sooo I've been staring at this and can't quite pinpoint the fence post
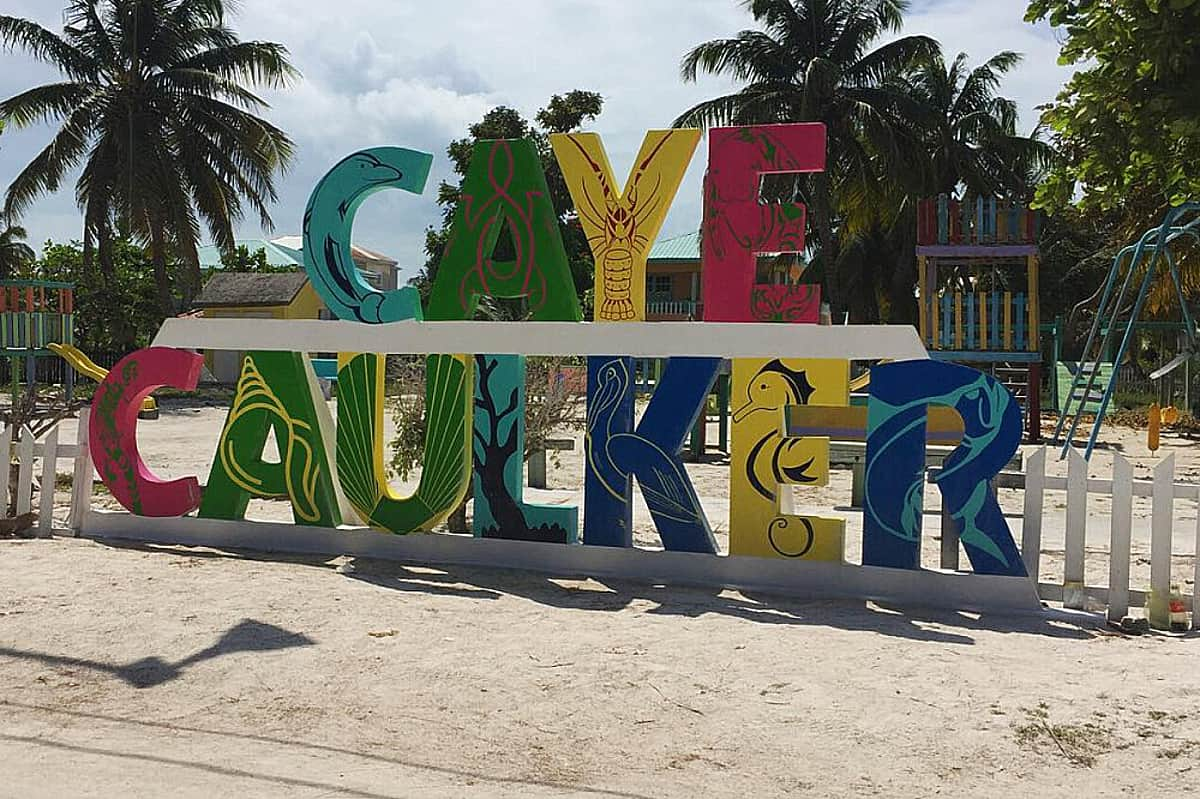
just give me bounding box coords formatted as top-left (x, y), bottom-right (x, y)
top-left (1063, 447), bottom-right (1088, 609)
top-left (16, 426), bottom-right (34, 517)
top-left (0, 423), bottom-right (10, 516)
top-left (1193, 500), bottom-right (1200, 631)
top-left (940, 502), bottom-right (959, 570)
top-left (1020, 447), bottom-right (1046, 584)
top-left (528, 448), bottom-right (547, 490)
top-left (1108, 454), bottom-right (1133, 622)
top-left (68, 408), bottom-right (93, 535)
top-left (37, 425), bottom-right (58, 537)
top-left (1149, 454), bottom-right (1175, 629)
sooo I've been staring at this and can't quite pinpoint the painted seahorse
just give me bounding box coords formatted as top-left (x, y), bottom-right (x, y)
top-left (302, 147), bottom-right (433, 323)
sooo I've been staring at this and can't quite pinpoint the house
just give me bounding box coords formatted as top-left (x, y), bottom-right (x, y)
top-left (646, 231), bottom-right (702, 321)
top-left (195, 238), bottom-right (305, 270)
top-left (196, 237), bottom-right (402, 292)
top-left (193, 272), bottom-right (324, 383)
top-left (270, 236), bottom-right (402, 292)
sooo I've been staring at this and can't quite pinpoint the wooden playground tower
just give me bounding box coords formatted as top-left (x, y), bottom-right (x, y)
top-left (0, 279), bottom-right (77, 402)
top-left (916, 193), bottom-right (1043, 441)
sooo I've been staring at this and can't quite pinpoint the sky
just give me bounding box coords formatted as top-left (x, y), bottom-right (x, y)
top-left (0, 0), bottom-right (1073, 282)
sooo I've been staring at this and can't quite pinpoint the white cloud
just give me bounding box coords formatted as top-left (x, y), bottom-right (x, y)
top-left (0, 0), bottom-right (1073, 277)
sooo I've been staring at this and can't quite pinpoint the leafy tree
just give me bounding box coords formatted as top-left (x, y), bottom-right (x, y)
top-left (1028, 0), bottom-right (1200, 338)
top-left (673, 0), bottom-right (939, 314)
top-left (0, 0), bottom-right (299, 314)
top-left (1026, 0), bottom-right (1200, 225)
top-left (414, 91), bottom-right (604, 318)
top-left (219, 245), bottom-right (296, 273)
top-left (24, 238), bottom-right (164, 353)
top-left (0, 224), bottom-right (35, 279)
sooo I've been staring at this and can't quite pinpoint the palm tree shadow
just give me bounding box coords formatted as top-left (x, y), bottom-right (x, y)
top-left (0, 619), bottom-right (313, 688)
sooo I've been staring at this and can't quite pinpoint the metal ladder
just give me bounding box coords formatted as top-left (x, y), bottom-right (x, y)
top-left (1052, 203), bottom-right (1200, 460)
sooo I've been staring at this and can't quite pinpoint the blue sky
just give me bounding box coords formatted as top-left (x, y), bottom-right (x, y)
top-left (0, 0), bottom-right (1072, 282)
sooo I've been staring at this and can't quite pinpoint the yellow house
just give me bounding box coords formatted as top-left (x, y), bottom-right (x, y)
top-left (193, 272), bottom-right (325, 382)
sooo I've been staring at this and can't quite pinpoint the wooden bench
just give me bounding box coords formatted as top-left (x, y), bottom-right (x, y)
top-left (830, 441), bottom-right (1023, 509)
top-left (528, 438), bottom-right (576, 489)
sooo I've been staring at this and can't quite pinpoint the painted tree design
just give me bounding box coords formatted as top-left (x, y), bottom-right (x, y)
top-left (473, 355), bottom-right (569, 543)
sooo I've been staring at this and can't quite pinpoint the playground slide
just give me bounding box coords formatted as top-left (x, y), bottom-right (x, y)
top-left (48, 342), bottom-right (157, 415)
top-left (849, 371), bottom-right (871, 392)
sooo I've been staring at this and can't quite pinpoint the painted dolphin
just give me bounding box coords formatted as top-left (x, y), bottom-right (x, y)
top-left (302, 147), bottom-right (433, 323)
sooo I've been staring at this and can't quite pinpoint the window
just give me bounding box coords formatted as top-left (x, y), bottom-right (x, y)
top-left (647, 274), bottom-right (672, 299)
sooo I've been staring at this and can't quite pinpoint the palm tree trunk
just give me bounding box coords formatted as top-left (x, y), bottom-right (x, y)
top-left (179, 241), bottom-right (202, 309)
top-left (809, 173), bottom-right (839, 315)
top-left (149, 220), bottom-right (173, 317)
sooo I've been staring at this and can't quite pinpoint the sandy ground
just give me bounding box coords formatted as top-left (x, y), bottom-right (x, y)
top-left (3, 537), bottom-right (1200, 798)
top-left (5, 402), bottom-right (1200, 796)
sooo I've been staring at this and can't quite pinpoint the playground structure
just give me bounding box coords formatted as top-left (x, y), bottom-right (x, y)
top-left (916, 193), bottom-right (1044, 442)
top-left (0, 279), bottom-right (76, 401)
top-left (1054, 202), bottom-right (1200, 459)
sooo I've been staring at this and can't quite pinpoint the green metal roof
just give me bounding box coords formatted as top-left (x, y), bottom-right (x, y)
top-left (196, 239), bottom-right (304, 269)
top-left (648, 231), bottom-right (700, 261)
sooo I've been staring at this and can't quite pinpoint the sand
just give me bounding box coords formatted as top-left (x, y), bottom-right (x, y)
top-left (3, 401), bottom-right (1199, 796)
top-left (3, 538), bottom-right (1200, 797)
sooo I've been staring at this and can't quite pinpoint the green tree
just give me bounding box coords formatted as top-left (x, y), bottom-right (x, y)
top-left (906, 51), bottom-right (1052, 198)
top-left (673, 0), bottom-right (939, 314)
top-left (0, 224), bottom-right (35, 279)
top-left (415, 91), bottom-right (604, 318)
top-left (27, 238), bottom-right (163, 352)
top-left (1026, 0), bottom-right (1200, 226)
top-left (219, 245), bottom-right (295, 273)
top-left (0, 0), bottom-right (299, 314)
top-left (1027, 0), bottom-right (1200, 333)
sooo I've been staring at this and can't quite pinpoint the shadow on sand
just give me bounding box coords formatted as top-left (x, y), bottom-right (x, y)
top-left (89, 539), bottom-right (1103, 645)
top-left (0, 618), bottom-right (313, 688)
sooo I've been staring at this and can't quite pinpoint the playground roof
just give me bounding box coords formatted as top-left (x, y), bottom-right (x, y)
top-left (194, 272), bottom-right (310, 308)
top-left (648, 231), bottom-right (700, 261)
top-left (196, 239), bottom-right (304, 269)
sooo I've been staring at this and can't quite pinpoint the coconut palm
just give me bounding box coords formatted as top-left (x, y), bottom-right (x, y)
top-left (907, 51), bottom-right (1053, 197)
top-left (0, 224), bottom-right (35, 279)
top-left (0, 0), bottom-right (298, 312)
top-left (674, 0), bottom-right (939, 313)
top-left (834, 51), bottom-right (1054, 322)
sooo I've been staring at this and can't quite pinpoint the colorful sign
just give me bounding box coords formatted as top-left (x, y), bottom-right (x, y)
top-left (89, 123), bottom-right (1028, 597)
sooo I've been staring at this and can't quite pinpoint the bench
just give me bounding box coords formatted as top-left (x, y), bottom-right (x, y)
top-left (830, 441), bottom-right (1024, 509)
top-left (528, 438), bottom-right (576, 489)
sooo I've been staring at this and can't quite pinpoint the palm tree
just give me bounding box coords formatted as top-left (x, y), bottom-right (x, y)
top-left (0, 224), bottom-right (35, 278)
top-left (0, 0), bottom-right (298, 313)
top-left (834, 51), bottom-right (1054, 322)
top-left (907, 51), bottom-right (1053, 198)
top-left (674, 0), bottom-right (939, 314)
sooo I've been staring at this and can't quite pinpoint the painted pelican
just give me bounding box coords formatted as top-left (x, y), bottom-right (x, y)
top-left (587, 359), bottom-right (706, 526)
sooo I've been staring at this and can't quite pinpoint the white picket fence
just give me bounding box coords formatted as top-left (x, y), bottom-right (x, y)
top-left (1017, 447), bottom-right (1200, 627)
top-left (1, 409), bottom-right (92, 537)
top-left (11, 410), bottom-right (1199, 627)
